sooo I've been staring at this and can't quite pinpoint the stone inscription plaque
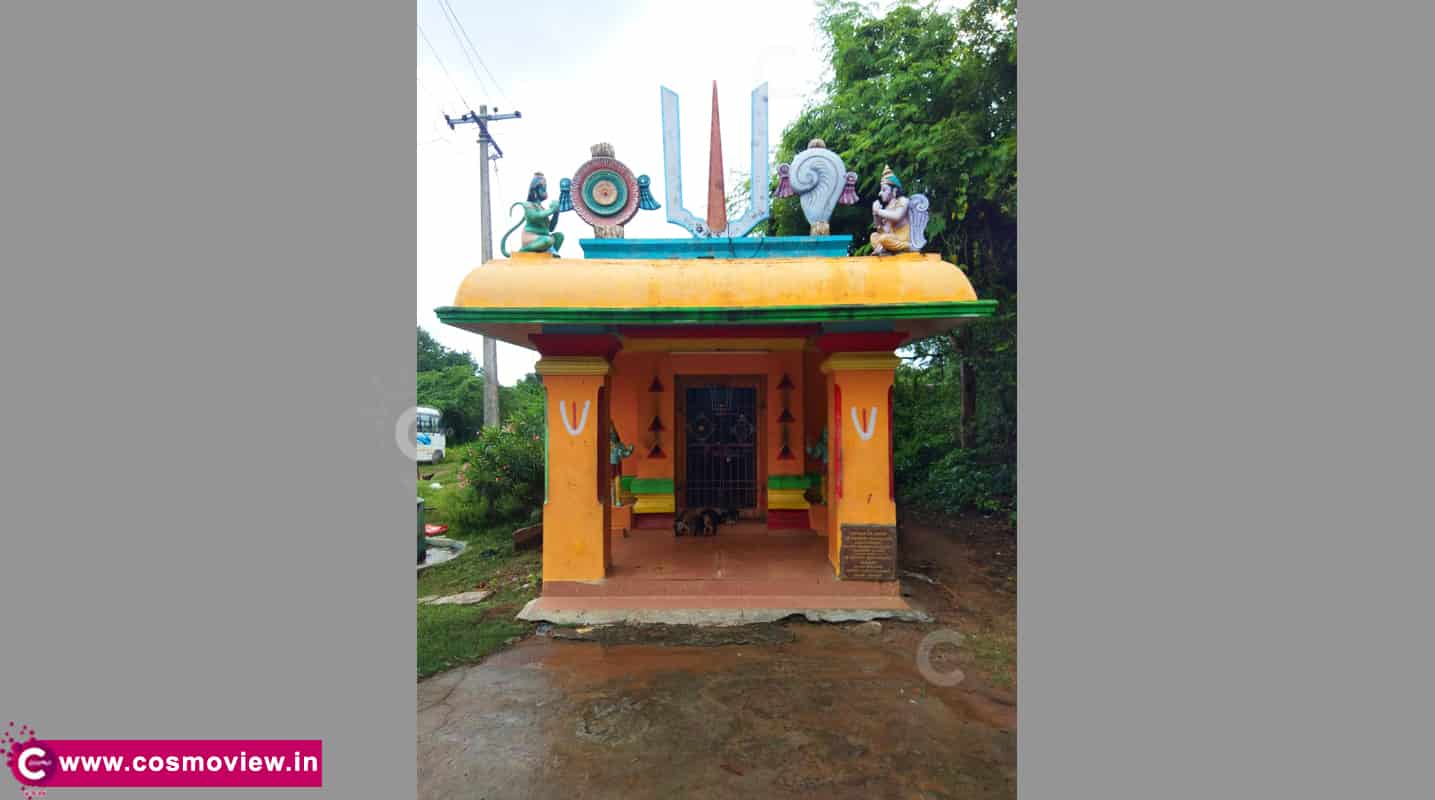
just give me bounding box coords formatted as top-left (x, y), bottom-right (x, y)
top-left (840, 524), bottom-right (897, 581)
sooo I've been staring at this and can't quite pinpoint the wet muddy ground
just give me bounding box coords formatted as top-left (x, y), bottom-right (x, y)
top-left (417, 519), bottom-right (1016, 799)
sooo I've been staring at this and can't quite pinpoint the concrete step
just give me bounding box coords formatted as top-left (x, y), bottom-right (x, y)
top-left (517, 595), bottom-right (931, 626)
top-left (541, 579), bottom-right (901, 598)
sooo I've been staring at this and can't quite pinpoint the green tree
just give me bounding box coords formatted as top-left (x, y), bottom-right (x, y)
top-left (774, 0), bottom-right (1017, 514)
top-left (417, 364), bottom-right (486, 443)
top-left (418, 326), bottom-right (486, 442)
top-left (498, 373), bottom-right (545, 434)
top-left (418, 326), bottom-right (477, 373)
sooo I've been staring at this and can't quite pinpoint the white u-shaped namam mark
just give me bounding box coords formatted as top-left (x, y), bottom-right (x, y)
top-left (559, 400), bottom-right (591, 436)
top-left (851, 406), bottom-right (878, 441)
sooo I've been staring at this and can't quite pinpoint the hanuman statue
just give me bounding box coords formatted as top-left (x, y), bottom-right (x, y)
top-left (500, 172), bottom-right (565, 257)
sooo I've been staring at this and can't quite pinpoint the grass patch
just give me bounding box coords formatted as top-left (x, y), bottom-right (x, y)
top-left (418, 533), bottom-right (540, 598)
top-left (416, 457), bottom-right (462, 527)
top-left (417, 523), bottom-right (542, 679)
top-left (963, 630), bottom-right (1016, 689)
top-left (418, 604), bottom-right (534, 678)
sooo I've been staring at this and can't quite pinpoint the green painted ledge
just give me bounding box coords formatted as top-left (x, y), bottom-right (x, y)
top-left (435, 300), bottom-right (997, 327)
top-left (628, 477), bottom-right (675, 494)
top-left (768, 474), bottom-right (812, 490)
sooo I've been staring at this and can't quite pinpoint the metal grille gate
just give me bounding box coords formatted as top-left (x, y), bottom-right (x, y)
top-left (683, 385), bottom-right (758, 510)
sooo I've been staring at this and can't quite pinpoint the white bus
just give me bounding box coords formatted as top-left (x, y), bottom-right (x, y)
top-left (416, 406), bottom-right (446, 463)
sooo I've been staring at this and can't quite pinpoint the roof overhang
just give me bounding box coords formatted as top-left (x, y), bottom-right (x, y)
top-left (435, 252), bottom-right (997, 350)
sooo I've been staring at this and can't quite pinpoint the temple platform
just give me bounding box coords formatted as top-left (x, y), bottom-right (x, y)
top-left (517, 529), bottom-right (928, 626)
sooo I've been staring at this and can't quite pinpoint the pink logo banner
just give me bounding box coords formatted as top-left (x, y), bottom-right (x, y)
top-left (7, 739), bottom-right (322, 789)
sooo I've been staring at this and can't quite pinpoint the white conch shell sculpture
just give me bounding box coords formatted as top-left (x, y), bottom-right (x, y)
top-left (776, 139), bottom-right (860, 236)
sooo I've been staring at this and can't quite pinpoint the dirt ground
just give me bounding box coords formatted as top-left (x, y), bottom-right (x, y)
top-left (417, 516), bottom-right (1016, 800)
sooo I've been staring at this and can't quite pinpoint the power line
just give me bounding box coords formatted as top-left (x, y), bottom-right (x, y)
top-left (416, 75), bottom-right (459, 148)
top-left (417, 76), bottom-right (455, 128)
top-left (438, 0), bottom-right (511, 104)
top-left (434, 0), bottom-right (491, 99)
top-left (415, 74), bottom-right (446, 120)
top-left (438, 0), bottom-right (504, 98)
top-left (417, 22), bottom-right (469, 110)
top-left (416, 71), bottom-right (439, 101)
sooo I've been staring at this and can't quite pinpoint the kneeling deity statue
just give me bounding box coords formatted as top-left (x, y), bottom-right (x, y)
top-left (501, 172), bottom-right (566, 257)
top-left (869, 165), bottom-right (930, 256)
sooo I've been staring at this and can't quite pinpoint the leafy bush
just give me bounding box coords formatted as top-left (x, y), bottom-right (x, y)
top-left (441, 382), bottom-right (545, 535)
top-left (899, 448), bottom-right (1015, 516)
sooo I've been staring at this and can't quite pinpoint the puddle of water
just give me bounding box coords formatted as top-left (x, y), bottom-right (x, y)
top-left (417, 539), bottom-right (464, 569)
top-left (420, 547), bottom-right (457, 567)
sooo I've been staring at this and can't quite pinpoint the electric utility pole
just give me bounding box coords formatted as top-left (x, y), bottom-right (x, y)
top-left (446, 105), bottom-right (521, 429)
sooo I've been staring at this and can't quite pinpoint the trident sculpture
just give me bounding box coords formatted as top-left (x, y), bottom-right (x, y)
top-left (659, 81), bottom-right (771, 238)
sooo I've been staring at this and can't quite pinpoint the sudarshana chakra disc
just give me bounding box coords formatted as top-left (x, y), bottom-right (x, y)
top-left (571, 157), bottom-right (640, 228)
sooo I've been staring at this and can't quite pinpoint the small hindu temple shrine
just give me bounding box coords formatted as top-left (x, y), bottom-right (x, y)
top-left (437, 83), bottom-right (994, 623)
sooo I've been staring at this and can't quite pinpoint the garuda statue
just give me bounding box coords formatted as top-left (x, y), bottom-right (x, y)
top-left (869, 165), bottom-right (930, 256)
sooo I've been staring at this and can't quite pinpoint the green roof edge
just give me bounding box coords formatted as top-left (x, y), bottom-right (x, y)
top-left (435, 300), bottom-right (998, 327)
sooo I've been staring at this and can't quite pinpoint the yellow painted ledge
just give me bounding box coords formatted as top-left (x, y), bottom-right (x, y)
top-left (821, 353), bottom-right (902, 373)
top-left (453, 253), bottom-right (977, 310)
top-left (768, 488), bottom-right (812, 511)
top-left (632, 494), bottom-right (676, 514)
top-left (535, 356), bottom-right (611, 376)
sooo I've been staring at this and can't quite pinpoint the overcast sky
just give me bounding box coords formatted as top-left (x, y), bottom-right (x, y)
top-left (416, 0), bottom-right (947, 384)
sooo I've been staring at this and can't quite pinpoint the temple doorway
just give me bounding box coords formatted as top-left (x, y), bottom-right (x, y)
top-left (676, 377), bottom-right (763, 519)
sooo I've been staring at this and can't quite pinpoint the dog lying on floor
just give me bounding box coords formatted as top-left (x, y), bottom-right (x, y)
top-left (674, 507), bottom-right (725, 537)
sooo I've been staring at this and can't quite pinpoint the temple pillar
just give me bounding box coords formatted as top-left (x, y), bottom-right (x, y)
top-left (820, 351), bottom-right (899, 579)
top-left (536, 355), bottom-right (612, 582)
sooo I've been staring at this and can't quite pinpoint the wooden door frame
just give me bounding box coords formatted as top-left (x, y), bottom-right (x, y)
top-left (674, 374), bottom-right (767, 519)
